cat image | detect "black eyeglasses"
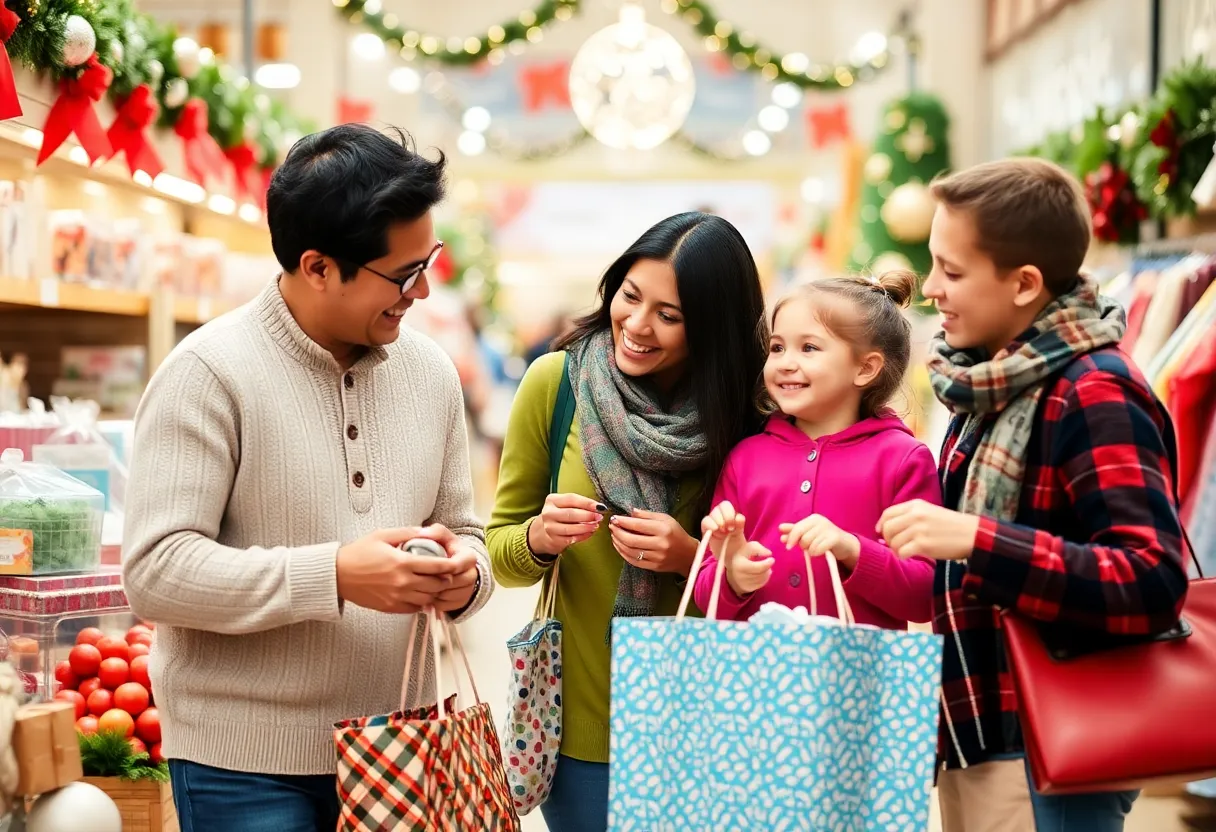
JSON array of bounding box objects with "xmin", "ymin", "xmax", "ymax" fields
[{"xmin": 355, "ymin": 241, "xmax": 444, "ymax": 294}]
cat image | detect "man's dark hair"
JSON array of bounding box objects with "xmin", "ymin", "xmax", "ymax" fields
[{"xmin": 266, "ymin": 124, "xmax": 447, "ymax": 280}]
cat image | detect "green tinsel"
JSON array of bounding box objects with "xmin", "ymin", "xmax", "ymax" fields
[
  {"xmin": 0, "ymin": 498, "xmax": 99, "ymax": 572},
  {"xmin": 79, "ymin": 731, "xmax": 170, "ymax": 782}
]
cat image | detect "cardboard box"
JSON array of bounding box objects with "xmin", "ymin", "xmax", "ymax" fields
[{"xmin": 12, "ymin": 700, "xmax": 82, "ymax": 795}]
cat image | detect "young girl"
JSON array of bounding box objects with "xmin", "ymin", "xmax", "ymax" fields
[{"xmin": 695, "ymin": 271, "xmax": 938, "ymax": 627}]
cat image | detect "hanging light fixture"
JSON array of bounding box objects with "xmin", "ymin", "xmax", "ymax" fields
[{"xmin": 567, "ymin": 1, "xmax": 696, "ymax": 151}]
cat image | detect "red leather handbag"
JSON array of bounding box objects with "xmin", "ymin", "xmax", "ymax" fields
[{"xmin": 1003, "ymin": 574, "xmax": 1216, "ymax": 795}]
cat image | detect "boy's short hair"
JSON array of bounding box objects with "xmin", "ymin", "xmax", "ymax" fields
[{"xmin": 929, "ymin": 158, "xmax": 1090, "ymax": 296}]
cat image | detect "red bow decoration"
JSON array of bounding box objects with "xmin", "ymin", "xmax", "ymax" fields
[
  {"xmin": 174, "ymin": 98, "xmax": 227, "ymax": 187},
  {"xmin": 106, "ymin": 84, "xmax": 164, "ymax": 179},
  {"xmin": 0, "ymin": 6, "xmax": 22, "ymax": 121},
  {"xmin": 805, "ymin": 102, "xmax": 852, "ymax": 149},
  {"xmin": 38, "ymin": 55, "xmax": 113, "ymax": 165},
  {"xmin": 224, "ymin": 141, "xmax": 260, "ymax": 202},
  {"xmin": 518, "ymin": 61, "xmax": 571, "ymax": 113}
]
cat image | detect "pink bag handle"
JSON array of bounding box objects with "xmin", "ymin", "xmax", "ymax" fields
[{"xmin": 678, "ymin": 530, "xmax": 856, "ymax": 624}]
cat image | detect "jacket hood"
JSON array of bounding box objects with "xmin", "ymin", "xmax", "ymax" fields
[{"xmin": 762, "ymin": 408, "xmax": 913, "ymax": 447}]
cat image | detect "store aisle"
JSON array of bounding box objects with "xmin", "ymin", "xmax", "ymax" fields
[{"xmin": 458, "ymin": 581, "xmax": 1205, "ymax": 832}]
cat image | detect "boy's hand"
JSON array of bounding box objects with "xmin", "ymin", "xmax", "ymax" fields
[
  {"xmin": 877, "ymin": 500, "xmax": 980, "ymax": 561},
  {"xmin": 779, "ymin": 514, "xmax": 861, "ymax": 569},
  {"xmin": 725, "ymin": 540, "xmax": 774, "ymax": 596}
]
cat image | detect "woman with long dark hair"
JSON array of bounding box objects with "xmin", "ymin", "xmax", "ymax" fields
[{"xmin": 488, "ymin": 212, "xmax": 768, "ymax": 831}]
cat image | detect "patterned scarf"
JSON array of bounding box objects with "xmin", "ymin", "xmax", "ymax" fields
[
  {"xmin": 566, "ymin": 328, "xmax": 710, "ymax": 638},
  {"xmin": 927, "ymin": 276, "xmax": 1126, "ymax": 522}
]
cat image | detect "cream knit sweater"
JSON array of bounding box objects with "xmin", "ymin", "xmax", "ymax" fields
[{"xmin": 122, "ymin": 278, "xmax": 493, "ymax": 776}]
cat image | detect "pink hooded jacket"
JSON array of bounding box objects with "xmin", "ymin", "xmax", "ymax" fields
[{"xmin": 693, "ymin": 410, "xmax": 940, "ymax": 628}]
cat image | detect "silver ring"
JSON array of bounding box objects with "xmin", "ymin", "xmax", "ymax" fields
[{"xmin": 637, "ymin": 551, "xmax": 646, "ymax": 562}]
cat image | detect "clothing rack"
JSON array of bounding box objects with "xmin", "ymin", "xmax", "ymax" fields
[{"xmin": 1134, "ymin": 232, "xmax": 1216, "ymax": 256}]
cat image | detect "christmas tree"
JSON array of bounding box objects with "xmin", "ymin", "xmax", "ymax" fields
[{"xmin": 847, "ymin": 92, "xmax": 951, "ymax": 282}]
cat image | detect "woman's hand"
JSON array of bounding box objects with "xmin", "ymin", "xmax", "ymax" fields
[
  {"xmin": 779, "ymin": 514, "xmax": 861, "ymax": 569},
  {"xmin": 527, "ymin": 493, "xmax": 605, "ymax": 557},
  {"xmin": 609, "ymin": 510, "xmax": 698, "ymax": 576}
]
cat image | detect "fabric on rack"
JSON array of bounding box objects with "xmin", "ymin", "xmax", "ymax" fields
[
  {"xmin": 1169, "ymin": 314, "xmax": 1216, "ymax": 505},
  {"xmin": 1179, "ymin": 258, "xmax": 1216, "ymax": 321},
  {"xmin": 1150, "ymin": 279, "xmax": 1216, "ymax": 395},
  {"xmin": 1122, "ymin": 271, "xmax": 1158, "ymax": 352},
  {"xmin": 1183, "ymin": 415, "xmax": 1216, "ymax": 576},
  {"xmin": 1131, "ymin": 262, "xmax": 1192, "ymax": 370}
]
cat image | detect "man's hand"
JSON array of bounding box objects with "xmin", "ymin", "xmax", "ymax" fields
[
  {"xmin": 414, "ymin": 525, "xmax": 481, "ymax": 613},
  {"xmin": 335, "ymin": 528, "xmax": 466, "ymax": 614},
  {"xmin": 876, "ymin": 500, "xmax": 981, "ymax": 561},
  {"xmin": 779, "ymin": 514, "xmax": 861, "ymax": 569}
]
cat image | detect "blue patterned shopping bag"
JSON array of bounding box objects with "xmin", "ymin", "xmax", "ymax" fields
[{"xmin": 608, "ymin": 535, "xmax": 943, "ymax": 832}]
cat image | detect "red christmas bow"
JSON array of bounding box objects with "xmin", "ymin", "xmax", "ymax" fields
[
  {"xmin": 224, "ymin": 141, "xmax": 259, "ymax": 202},
  {"xmin": 174, "ymin": 98, "xmax": 227, "ymax": 187},
  {"xmin": 0, "ymin": 6, "xmax": 22, "ymax": 121},
  {"xmin": 106, "ymin": 84, "xmax": 164, "ymax": 179},
  {"xmin": 38, "ymin": 55, "xmax": 113, "ymax": 165}
]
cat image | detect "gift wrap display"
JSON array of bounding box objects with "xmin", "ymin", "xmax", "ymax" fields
[{"xmin": 609, "ymin": 536, "xmax": 944, "ymax": 831}]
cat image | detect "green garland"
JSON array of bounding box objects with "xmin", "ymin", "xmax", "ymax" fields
[
  {"xmin": 660, "ymin": 0, "xmax": 891, "ymax": 89},
  {"xmin": 4, "ymin": 0, "xmax": 313, "ymax": 175},
  {"xmin": 1020, "ymin": 61, "xmax": 1216, "ymax": 223},
  {"xmin": 333, "ymin": 0, "xmax": 581, "ymax": 66}
]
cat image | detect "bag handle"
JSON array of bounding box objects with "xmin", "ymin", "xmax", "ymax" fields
[
  {"xmin": 399, "ymin": 609, "xmax": 483, "ymax": 717},
  {"xmin": 535, "ymin": 353, "xmax": 577, "ymax": 618},
  {"xmin": 677, "ymin": 530, "xmax": 856, "ymax": 624}
]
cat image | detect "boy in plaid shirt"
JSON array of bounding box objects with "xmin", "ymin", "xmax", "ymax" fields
[{"xmin": 877, "ymin": 159, "xmax": 1189, "ymax": 832}]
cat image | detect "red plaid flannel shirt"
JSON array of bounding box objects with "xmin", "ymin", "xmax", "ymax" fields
[{"xmin": 935, "ymin": 347, "xmax": 1189, "ymax": 769}]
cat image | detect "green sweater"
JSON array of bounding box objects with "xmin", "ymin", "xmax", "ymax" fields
[{"xmin": 487, "ymin": 351, "xmax": 702, "ymax": 763}]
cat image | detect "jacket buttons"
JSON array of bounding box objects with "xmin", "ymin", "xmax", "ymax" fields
[
  {"xmin": 347, "ymin": 424, "xmax": 359, "ymax": 441},
  {"xmin": 800, "ymin": 480, "xmax": 811, "ymax": 493},
  {"xmin": 352, "ymin": 471, "xmax": 365, "ymax": 488},
  {"xmin": 344, "ymin": 374, "xmax": 354, "ymax": 390},
  {"xmin": 807, "ymin": 450, "xmax": 818, "ymax": 462},
  {"xmin": 789, "ymin": 573, "xmax": 802, "ymax": 588}
]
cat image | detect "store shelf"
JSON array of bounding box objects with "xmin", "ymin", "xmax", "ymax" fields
[
  {"xmin": 173, "ymin": 296, "xmax": 234, "ymax": 324},
  {"xmin": 0, "ymin": 276, "xmax": 149, "ymax": 316}
]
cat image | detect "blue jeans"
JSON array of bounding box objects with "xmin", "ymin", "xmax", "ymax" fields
[
  {"xmin": 1026, "ymin": 758, "xmax": 1138, "ymax": 832},
  {"xmin": 540, "ymin": 754, "xmax": 609, "ymax": 832},
  {"xmin": 169, "ymin": 760, "xmax": 339, "ymax": 832}
]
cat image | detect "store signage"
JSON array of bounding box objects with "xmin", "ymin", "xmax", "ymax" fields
[{"xmin": 986, "ymin": 0, "xmax": 1151, "ymax": 158}]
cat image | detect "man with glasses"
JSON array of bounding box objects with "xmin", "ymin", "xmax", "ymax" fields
[{"xmin": 122, "ymin": 124, "xmax": 493, "ymax": 830}]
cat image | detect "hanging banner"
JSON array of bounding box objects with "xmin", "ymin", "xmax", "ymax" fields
[{"xmin": 985, "ymin": 0, "xmax": 1151, "ymax": 158}]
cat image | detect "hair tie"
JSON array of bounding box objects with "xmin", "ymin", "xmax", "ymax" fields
[{"xmin": 868, "ymin": 275, "xmax": 891, "ymax": 299}]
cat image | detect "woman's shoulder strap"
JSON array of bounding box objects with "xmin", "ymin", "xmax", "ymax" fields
[{"xmin": 548, "ymin": 352, "xmax": 577, "ymax": 492}]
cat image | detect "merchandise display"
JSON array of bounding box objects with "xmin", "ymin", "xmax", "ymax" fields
[{"xmin": 0, "ymin": 449, "xmax": 103, "ymax": 575}]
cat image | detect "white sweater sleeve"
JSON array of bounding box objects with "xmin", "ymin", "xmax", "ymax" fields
[{"xmin": 122, "ymin": 351, "xmax": 341, "ymax": 635}]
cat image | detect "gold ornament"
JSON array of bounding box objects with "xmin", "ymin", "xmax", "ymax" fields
[
  {"xmin": 884, "ymin": 108, "xmax": 906, "ymax": 132},
  {"xmin": 895, "ymin": 118, "xmax": 934, "ymax": 163},
  {"xmin": 864, "ymin": 152, "xmax": 893, "ymax": 184},
  {"xmin": 880, "ymin": 182, "xmax": 936, "ymax": 243},
  {"xmin": 871, "ymin": 251, "xmax": 914, "ymax": 276}
]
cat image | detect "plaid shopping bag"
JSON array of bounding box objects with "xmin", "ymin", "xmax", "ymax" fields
[{"xmin": 335, "ymin": 611, "xmax": 522, "ymax": 832}]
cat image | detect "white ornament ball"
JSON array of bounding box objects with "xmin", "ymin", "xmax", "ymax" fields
[
  {"xmin": 62, "ymin": 14, "xmax": 96, "ymax": 68},
  {"xmin": 27, "ymin": 782, "xmax": 122, "ymax": 832},
  {"xmin": 871, "ymin": 251, "xmax": 915, "ymax": 276},
  {"xmin": 147, "ymin": 59, "xmax": 164, "ymax": 85},
  {"xmin": 173, "ymin": 36, "xmax": 202, "ymax": 79},
  {"xmin": 110, "ymin": 39, "xmax": 124, "ymax": 64},
  {"xmin": 880, "ymin": 182, "xmax": 936, "ymax": 244},
  {"xmin": 164, "ymin": 77, "xmax": 189, "ymax": 109}
]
